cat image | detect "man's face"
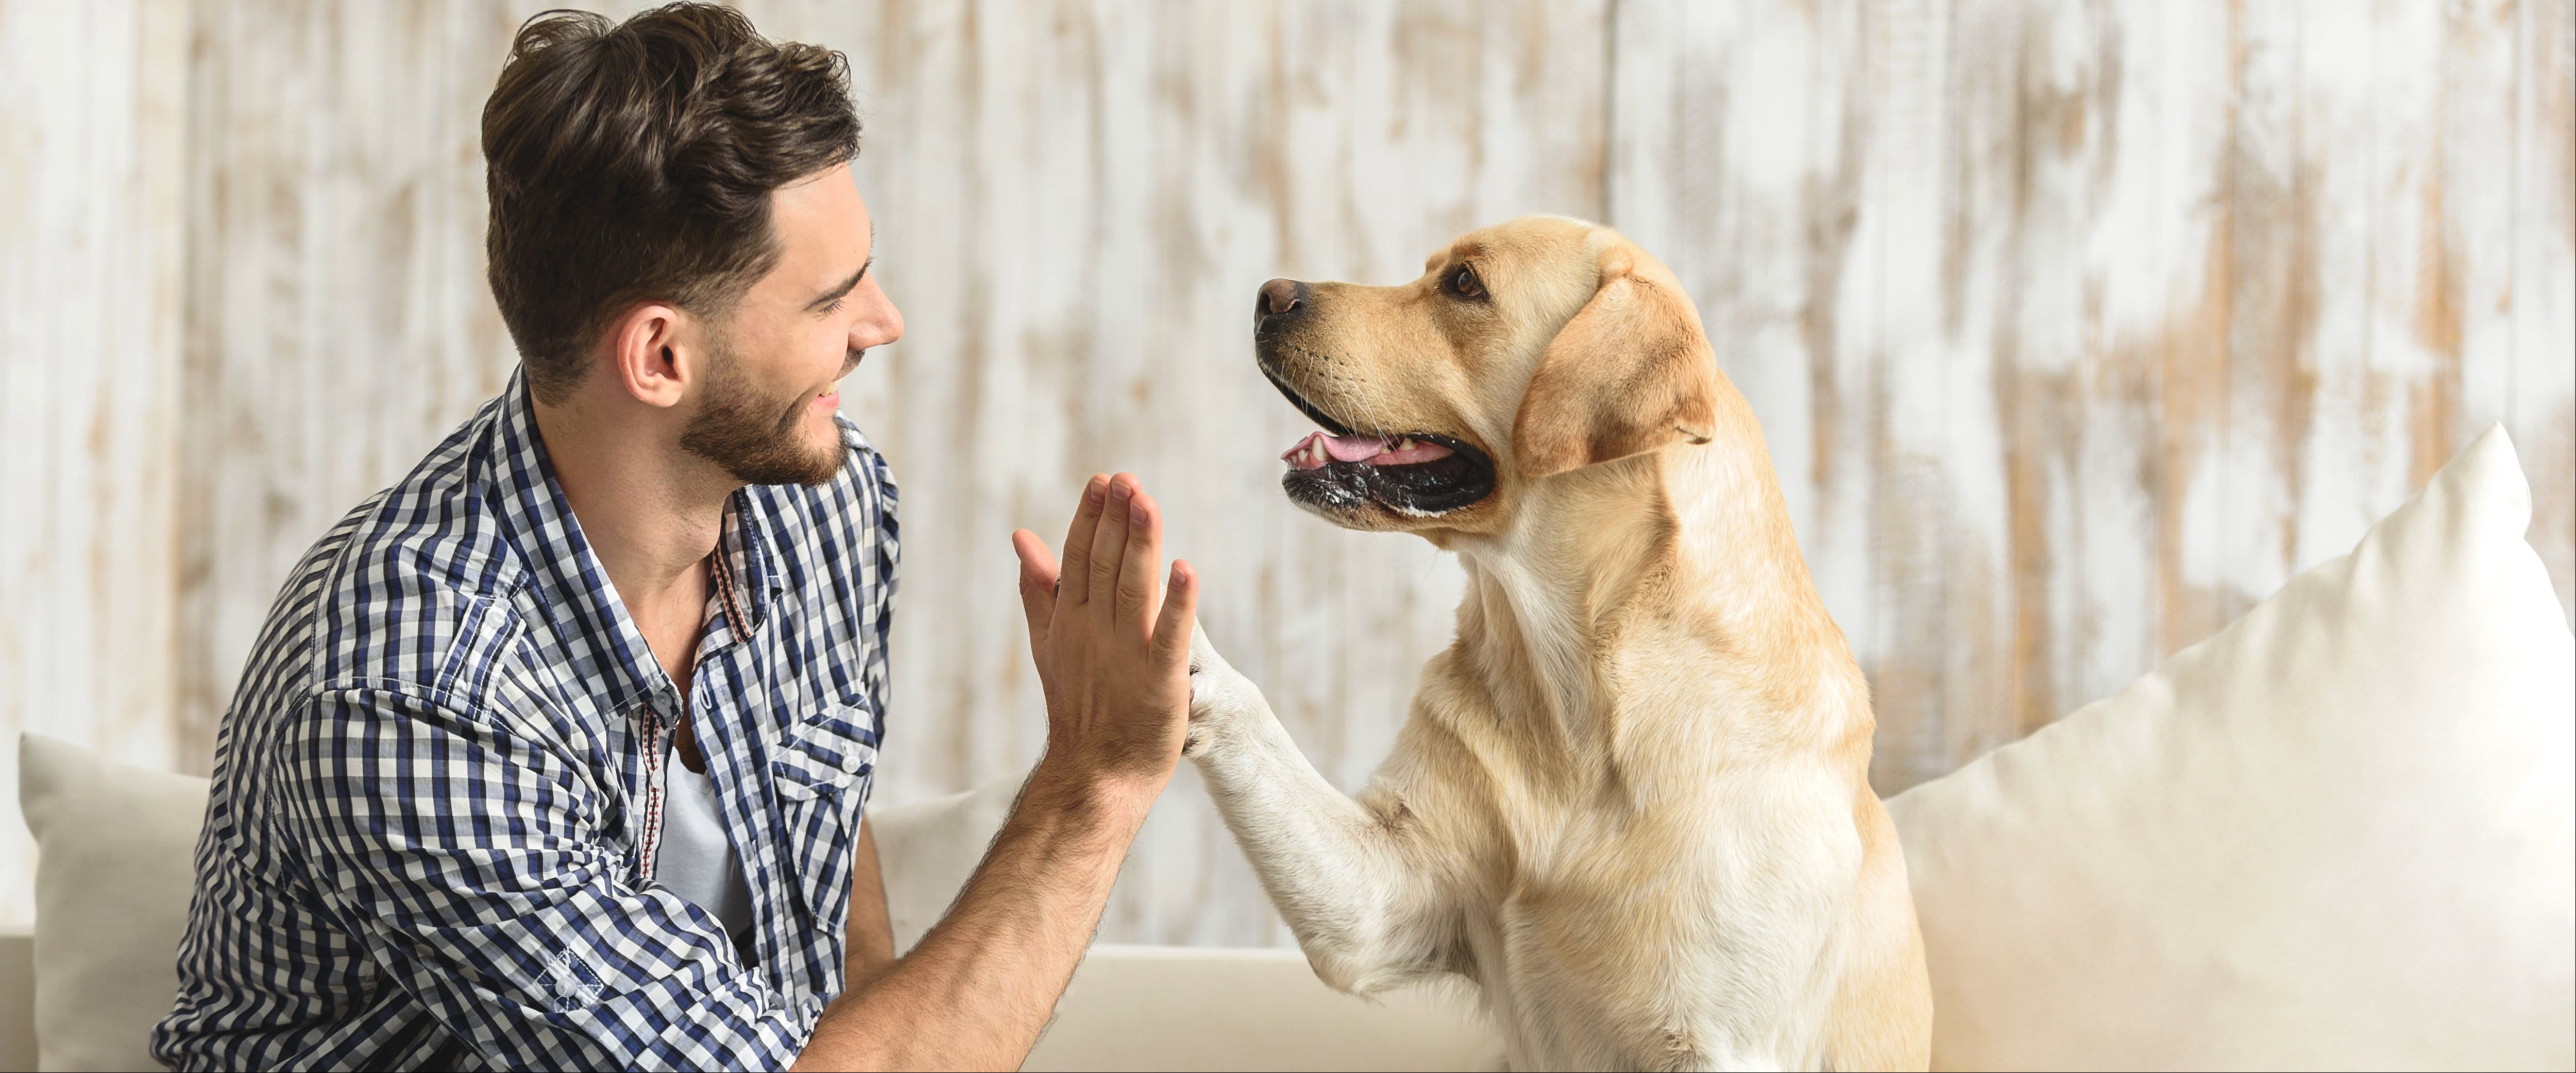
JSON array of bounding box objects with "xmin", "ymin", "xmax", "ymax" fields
[{"xmin": 680, "ymin": 162, "xmax": 902, "ymax": 486}]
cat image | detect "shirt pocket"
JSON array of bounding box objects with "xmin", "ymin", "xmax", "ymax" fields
[{"xmin": 771, "ymin": 700, "xmax": 879, "ymax": 935}]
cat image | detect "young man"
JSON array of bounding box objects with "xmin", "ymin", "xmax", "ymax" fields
[{"xmin": 153, "ymin": 6, "xmax": 1196, "ymax": 1069}]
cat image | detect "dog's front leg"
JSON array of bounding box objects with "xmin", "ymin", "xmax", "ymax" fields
[{"xmin": 1185, "ymin": 629, "xmax": 1452, "ymax": 996}]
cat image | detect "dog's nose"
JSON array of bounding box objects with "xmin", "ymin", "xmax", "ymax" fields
[{"xmin": 1255, "ymin": 278, "xmax": 1307, "ymax": 336}]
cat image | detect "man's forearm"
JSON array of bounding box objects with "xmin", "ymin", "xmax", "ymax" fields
[
  {"xmin": 790, "ymin": 764, "xmax": 1153, "ymax": 1071},
  {"xmin": 842, "ymin": 819, "xmax": 899, "ymax": 992}
]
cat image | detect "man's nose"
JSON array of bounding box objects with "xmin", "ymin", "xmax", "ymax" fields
[
  {"xmin": 853, "ymin": 289, "xmax": 903, "ymax": 351},
  {"xmin": 1255, "ymin": 278, "xmax": 1308, "ymax": 337}
]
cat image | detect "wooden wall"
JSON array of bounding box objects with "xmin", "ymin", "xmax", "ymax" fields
[
  {"xmin": 1, "ymin": 0, "xmax": 189, "ymax": 929},
  {"xmin": 4, "ymin": 0, "xmax": 2568, "ymax": 945}
]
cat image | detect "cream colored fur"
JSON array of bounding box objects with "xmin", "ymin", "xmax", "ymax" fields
[{"xmin": 1186, "ymin": 217, "xmax": 1933, "ymax": 1071}]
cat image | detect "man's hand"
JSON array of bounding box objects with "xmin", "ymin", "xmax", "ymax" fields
[
  {"xmin": 1010, "ymin": 473, "xmax": 1198, "ymax": 799},
  {"xmin": 790, "ymin": 473, "xmax": 1199, "ymax": 1072}
]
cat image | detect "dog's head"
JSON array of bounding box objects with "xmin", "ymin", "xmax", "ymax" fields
[{"xmin": 1256, "ymin": 216, "xmax": 1720, "ymax": 535}]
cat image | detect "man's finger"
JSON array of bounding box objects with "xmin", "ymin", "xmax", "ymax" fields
[
  {"xmin": 1151, "ymin": 559, "xmax": 1199, "ymax": 667},
  {"xmin": 1114, "ymin": 490, "xmax": 1163, "ymax": 628},
  {"xmin": 1011, "ymin": 529, "xmax": 1058, "ymax": 657},
  {"xmin": 1086, "ymin": 473, "xmax": 1138, "ymax": 614},
  {"xmin": 1057, "ymin": 474, "xmax": 1108, "ymax": 605}
]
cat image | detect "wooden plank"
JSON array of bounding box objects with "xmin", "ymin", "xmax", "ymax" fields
[
  {"xmin": 2282, "ymin": 0, "xmax": 2376, "ymax": 576},
  {"xmin": 175, "ymin": 0, "xmax": 554, "ymax": 770},
  {"xmin": 2140, "ymin": 0, "xmax": 2243, "ymax": 671},
  {"xmin": 2515, "ymin": 0, "xmax": 2576, "ymax": 622},
  {"xmin": 2292, "ymin": 0, "xmax": 2451, "ymax": 581},
  {"xmin": 2433, "ymin": 0, "xmax": 2521, "ymax": 475},
  {"xmin": 1841, "ymin": 0, "xmax": 1953, "ymax": 793},
  {"xmin": 2219, "ymin": 0, "xmax": 2313, "ymax": 653},
  {"xmin": 1608, "ymin": 0, "xmax": 1895, "ymax": 767},
  {"xmin": 0, "ymin": 0, "xmax": 188, "ymax": 929}
]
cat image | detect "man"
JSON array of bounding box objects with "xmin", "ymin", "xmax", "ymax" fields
[{"xmin": 154, "ymin": 6, "xmax": 1197, "ymax": 1069}]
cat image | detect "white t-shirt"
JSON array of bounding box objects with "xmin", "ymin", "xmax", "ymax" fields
[{"xmin": 655, "ymin": 744, "xmax": 755, "ymax": 952}]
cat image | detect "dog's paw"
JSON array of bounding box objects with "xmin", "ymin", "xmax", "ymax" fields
[
  {"xmin": 1184, "ymin": 625, "xmax": 1262, "ymax": 757},
  {"xmin": 1182, "ymin": 710, "xmax": 1214, "ymax": 758},
  {"xmin": 1184, "ymin": 666, "xmax": 1242, "ymax": 753}
]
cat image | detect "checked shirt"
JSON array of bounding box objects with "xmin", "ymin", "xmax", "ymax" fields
[{"xmin": 152, "ymin": 371, "xmax": 898, "ymax": 1070}]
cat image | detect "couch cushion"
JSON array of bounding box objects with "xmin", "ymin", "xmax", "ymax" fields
[
  {"xmin": 867, "ymin": 778, "xmax": 1501, "ymax": 1069},
  {"xmin": 1886, "ymin": 425, "xmax": 2576, "ymax": 1070},
  {"xmin": 17, "ymin": 733, "xmax": 209, "ymax": 1072},
  {"xmin": 865, "ymin": 774, "xmax": 1024, "ymax": 953},
  {"xmin": 1027, "ymin": 945, "xmax": 1496, "ymax": 1072}
]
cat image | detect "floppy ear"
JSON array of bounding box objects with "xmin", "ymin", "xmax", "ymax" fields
[{"xmin": 1509, "ymin": 250, "xmax": 1720, "ymax": 479}]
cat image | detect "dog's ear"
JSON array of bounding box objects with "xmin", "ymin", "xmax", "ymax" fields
[{"xmin": 1509, "ymin": 247, "xmax": 1720, "ymax": 479}]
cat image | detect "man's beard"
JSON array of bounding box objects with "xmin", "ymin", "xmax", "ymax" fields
[{"xmin": 678, "ymin": 340, "xmax": 861, "ymax": 488}]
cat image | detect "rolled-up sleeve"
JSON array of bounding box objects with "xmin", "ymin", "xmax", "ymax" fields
[{"xmin": 278, "ymin": 685, "xmax": 817, "ymax": 1070}]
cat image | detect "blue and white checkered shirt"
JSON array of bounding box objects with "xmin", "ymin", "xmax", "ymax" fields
[{"xmin": 152, "ymin": 371, "xmax": 899, "ymax": 1070}]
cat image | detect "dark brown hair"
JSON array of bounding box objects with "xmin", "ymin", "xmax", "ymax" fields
[{"xmin": 482, "ymin": 3, "xmax": 859, "ymax": 403}]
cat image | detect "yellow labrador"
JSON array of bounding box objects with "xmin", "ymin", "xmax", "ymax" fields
[{"xmin": 1184, "ymin": 216, "xmax": 1933, "ymax": 1071}]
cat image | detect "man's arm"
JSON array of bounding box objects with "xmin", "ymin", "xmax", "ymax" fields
[
  {"xmin": 843, "ymin": 819, "xmax": 897, "ymax": 991},
  {"xmin": 792, "ymin": 472, "xmax": 1196, "ymax": 1071}
]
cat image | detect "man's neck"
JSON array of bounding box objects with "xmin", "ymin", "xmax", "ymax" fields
[{"xmin": 529, "ymin": 390, "xmax": 740, "ymax": 653}]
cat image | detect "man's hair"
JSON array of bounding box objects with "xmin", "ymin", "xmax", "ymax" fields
[{"xmin": 482, "ymin": 3, "xmax": 860, "ymax": 403}]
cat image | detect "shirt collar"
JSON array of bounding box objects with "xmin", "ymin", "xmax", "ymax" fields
[
  {"xmin": 486, "ymin": 370, "xmax": 786, "ymax": 727},
  {"xmin": 718, "ymin": 486, "xmax": 787, "ymax": 635}
]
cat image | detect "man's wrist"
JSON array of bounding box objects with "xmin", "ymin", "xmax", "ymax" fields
[{"xmin": 1022, "ymin": 756, "xmax": 1164, "ymax": 830}]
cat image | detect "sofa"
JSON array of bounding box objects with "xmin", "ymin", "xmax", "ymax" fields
[{"xmin": 8, "ymin": 427, "xmax": 2569, "ymax": 1071}]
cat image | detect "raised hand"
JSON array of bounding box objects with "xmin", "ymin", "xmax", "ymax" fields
[{"xmin": 1009, "ymin": 473, "xmax": 1199, "ymax": 795}]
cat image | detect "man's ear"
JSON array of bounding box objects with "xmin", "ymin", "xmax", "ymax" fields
[
  {"xmin": 1509, "ymin": 248, "xmax": 1720, "ymax": 479},
  {"xmin": 601, "ymin": 301, "xmax": 693, "ymax": 409}
]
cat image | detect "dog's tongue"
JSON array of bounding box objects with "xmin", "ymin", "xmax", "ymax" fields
[
  {"xmin": 1279, "ymin": 431, "xmax": 1386, "ymax": 464},
  {"xmin": 1320, "ymin": 433, "xmax": 1388, "ymax": 462},
  {"xmin": 1280, "ymin": 431, "xmax": 1459, "ymax": 469}
]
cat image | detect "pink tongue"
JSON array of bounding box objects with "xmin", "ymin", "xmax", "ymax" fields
[{"xmin": 1321, "ymin": 434, "xmax": 1388, "ymax": 463}]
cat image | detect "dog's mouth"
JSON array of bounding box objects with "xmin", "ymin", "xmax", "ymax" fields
[{"xmin": 1264, "ymin": 370, "xmax": 1496, "ymax": 518}]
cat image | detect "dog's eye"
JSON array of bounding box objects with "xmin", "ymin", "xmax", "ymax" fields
[{"xmin": 1444, "ymin": 263, "xmax": 1486, "ymax": 299}]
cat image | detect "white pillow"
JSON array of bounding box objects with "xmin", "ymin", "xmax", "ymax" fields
[
  {"xmin": 866, "ymin": 775, "xmax": 1023, "ymax": 952},
  {"xmin": 1887, "ymin": 425, "xmax": 2575, "ymax": 1071},
  {"xmin": 17, "ymin": 732, "xmax": 209, "ymax": 1072}
]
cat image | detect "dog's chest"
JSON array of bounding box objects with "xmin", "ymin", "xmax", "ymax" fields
[{"xmin": 1458, "ymin": 793, "xmax": 1845, "ymax": 1068}]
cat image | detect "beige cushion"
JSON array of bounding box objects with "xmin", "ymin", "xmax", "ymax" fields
[
  {"xmin": 1887, "ymin": 424, "xmax": 2576, "ymax": 1071},
  {"xmin": 866, "ymin": 774, "xmax": 1024, "ymax": 952},
  {"xmin": 16, "ymin": 733, "xmax": 208, "ymax": 1072},
  {"xmin": 870, "ymin": 777, "xmax": 1499, "ymax": 1069},
  {"xmin": 1, "ymin": 930, "xmax": 37, "ymax": 1072},
  {"xmin": 1028, "ymin": 945, "xmax": 1495, "ymax": 1072}
]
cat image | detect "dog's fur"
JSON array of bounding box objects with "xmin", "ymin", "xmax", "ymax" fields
[{"xmin": 1184, "ymin": 217, "xmax": 1933, "ymax": 1071}]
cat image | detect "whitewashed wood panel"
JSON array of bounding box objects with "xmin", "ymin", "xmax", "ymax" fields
[
  {"xmin": 2515, "ymin": 0, "xmax": 2575, "ymax": 619},
  {"xmin": 0, "ymin": 0, "xmax": 188, "ymax": 929},
  {"xmin": 1614, "ymin": 0, "xmax": 2576, "ymax": 795},
  {"xmin": 174, "ymin": 1, "xmax": 624, "ymax": 773},
  {"xmin": 3, "ymin": 0, "xmax": 2566, "ymax": 941}
]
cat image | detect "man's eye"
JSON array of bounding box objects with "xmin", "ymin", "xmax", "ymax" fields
[{"xmin": 1445, "ymin": 264, "xmax": 1485, "ymax": 299}]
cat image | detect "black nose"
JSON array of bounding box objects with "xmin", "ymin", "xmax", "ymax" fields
[{"xmin": 1255, "ymin": 278, "xmax": 1307, "ymax": 336}]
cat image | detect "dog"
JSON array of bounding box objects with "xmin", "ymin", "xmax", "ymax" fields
[{"xmin": 1182, "ymin": 216, "xmax": 1933, "ymax": 1071}]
